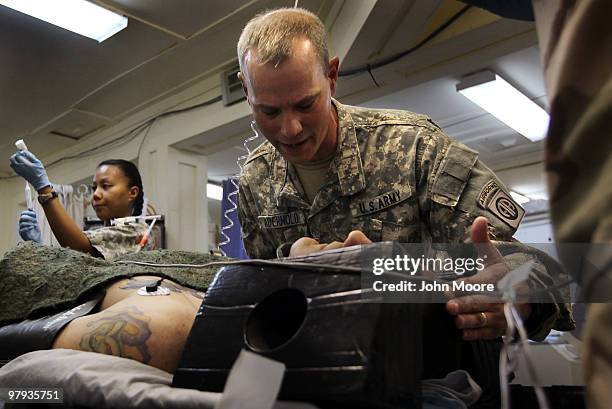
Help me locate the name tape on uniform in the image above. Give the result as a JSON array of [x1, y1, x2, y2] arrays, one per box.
[[352, 189, 410, 217], [258, 211, 305, 229]]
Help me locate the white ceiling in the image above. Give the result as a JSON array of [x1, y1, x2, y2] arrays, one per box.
[[364, 46, 547, 168], [0, 0, 335, 173], [0, 0, 550, 201]]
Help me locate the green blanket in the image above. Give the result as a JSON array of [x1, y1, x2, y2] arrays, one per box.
[[0, 242, 230, 325]]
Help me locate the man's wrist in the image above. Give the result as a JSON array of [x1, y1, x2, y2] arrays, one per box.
[[37, 186, 53, 194]]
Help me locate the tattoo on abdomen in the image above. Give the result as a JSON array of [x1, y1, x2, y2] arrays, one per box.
[[79, 306, 152, 363]]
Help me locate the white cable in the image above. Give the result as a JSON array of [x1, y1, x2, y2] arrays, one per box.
[[500, 301, 550, 409], [113, 259, 490, 292], [114, 258, 364, 273], [500, 304, 513, 409], [510, 305, 550, 409], [218, 121, 260, 256]]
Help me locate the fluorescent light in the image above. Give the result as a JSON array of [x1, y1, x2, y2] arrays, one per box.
[[526, 192, 549, 201], [207, 183, 223, 201], [457, 70, 549, 141], [0, 0, 128, 42], [510, 191, 530, 204]]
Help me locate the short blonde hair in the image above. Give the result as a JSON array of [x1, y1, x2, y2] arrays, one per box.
[[237, 8, 330, 74]]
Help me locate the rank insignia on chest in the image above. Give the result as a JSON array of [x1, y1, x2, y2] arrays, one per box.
[[477, 180, 525, 229], [258, 211, 306, 229]]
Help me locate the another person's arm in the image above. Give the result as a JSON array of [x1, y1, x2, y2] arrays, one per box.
[[415, 123, 572, 340], [10, 151, 95, 255], [37, 185, 94, 253]]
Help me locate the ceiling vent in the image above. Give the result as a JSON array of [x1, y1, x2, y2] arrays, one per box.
[[32, 110, 111, 142], [221, 65, 245, 106]]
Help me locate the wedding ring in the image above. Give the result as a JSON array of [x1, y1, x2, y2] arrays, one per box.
[[479, 312, 488, 328]]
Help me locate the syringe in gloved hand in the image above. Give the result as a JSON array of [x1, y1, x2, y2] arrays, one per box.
[[14, 139, 34, 210]]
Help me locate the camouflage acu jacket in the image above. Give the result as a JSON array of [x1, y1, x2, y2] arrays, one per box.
[[84, 221, 155, 260], [238, 100, 525, 259]]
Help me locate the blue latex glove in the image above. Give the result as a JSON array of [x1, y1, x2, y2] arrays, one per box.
[[9, 150, 51, 191], [19, 210, 42, 243]]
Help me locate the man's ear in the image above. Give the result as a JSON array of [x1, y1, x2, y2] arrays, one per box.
[[328, 57, 340, 96]]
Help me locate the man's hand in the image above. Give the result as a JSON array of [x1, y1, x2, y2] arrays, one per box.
[[9, 151, 51, 191], [18, 210, 42, 243], [446, 216, 532, 340], [289, 230, 372, 257]]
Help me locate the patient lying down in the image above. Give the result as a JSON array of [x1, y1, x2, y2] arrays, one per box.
[[52, 275, 204, 374], [20, 235, 368, 373], [49, 233, 373, 373]]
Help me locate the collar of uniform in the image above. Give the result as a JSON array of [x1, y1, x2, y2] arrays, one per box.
[[272, 149, 310, 210], [332, 99, 366, 196], [270, 99, 365, 208]]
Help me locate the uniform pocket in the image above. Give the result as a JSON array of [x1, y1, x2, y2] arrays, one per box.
[[326, 215, 383, 243], [380, 219, 421, 242]]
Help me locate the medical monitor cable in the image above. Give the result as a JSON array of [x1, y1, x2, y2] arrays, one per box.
[[498, 266, 551, 409], [217, 121, 260, 256], [114, 258, 574, 296]]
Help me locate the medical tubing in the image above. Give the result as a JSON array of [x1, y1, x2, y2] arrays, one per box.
[[114, 258, 573, 302], [500, 302, 550, 409], [510, 304, 550, 409], [218, 121, 260, 256]]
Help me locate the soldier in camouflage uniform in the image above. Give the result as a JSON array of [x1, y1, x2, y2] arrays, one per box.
[[236, 7, 572, 348], [239, 99, 522, 259], [459, 1, 611, 406], [533, 1, 612, 407], [9, 153, 154, 259]]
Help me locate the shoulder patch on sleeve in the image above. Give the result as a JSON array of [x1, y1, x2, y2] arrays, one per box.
[[478, 180, 501, 207], [477, 180, 525, 229]]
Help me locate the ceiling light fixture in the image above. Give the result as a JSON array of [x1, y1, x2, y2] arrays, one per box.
[[0, 0, 128, 42], [510, 191, 530, 204], [526, 192, 549, 201], [456, 70, 549, 142], [207, 183, 223, 201]]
